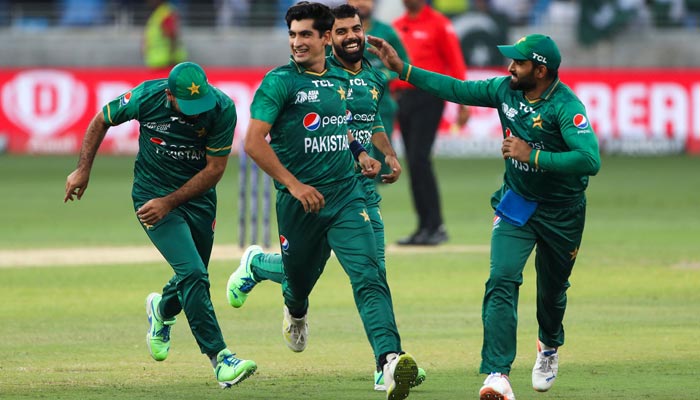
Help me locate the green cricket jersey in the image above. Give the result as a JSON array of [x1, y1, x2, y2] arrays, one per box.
[[250, 58, 354, 190], [328, 55, 386, 206], [400, 65, 601, 206], [103, 79, 236, 203]]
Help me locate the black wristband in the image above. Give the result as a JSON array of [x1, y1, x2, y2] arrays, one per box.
[[349, 140, 366, 161]]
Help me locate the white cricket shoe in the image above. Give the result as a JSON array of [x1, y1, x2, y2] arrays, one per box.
[[282, 305, 308, 352], [479, 372, 516, 400], [383, 352, 418, 400], [532, 340, 559, 392]]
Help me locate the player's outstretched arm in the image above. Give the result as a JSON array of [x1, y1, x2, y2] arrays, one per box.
[[64, 111, 111, 202], [366, 35, 404, 75]]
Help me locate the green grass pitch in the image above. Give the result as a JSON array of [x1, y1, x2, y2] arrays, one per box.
[[0, 155, 699, 399]]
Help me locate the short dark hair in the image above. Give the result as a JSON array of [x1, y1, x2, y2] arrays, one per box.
[[285, 2, 334, 35], [330, 4, 361, 22]]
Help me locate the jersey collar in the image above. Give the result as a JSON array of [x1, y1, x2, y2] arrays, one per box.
[[328, 54, 368, 75], [539, 77, 562, 101], [289, 56, 328, 76]]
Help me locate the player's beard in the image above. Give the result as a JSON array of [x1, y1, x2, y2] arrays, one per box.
[[333, 38, 364, 64], [509, 69, 537, 92]]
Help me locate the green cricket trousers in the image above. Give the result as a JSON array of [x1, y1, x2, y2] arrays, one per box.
[[136, 198, 226, 357], [274, 177, 402, 363], [480, 199, 586, 375]]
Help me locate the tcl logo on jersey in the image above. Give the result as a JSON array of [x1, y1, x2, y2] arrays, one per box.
[[302, 112, 347, 131], [303, 112, 321, 131], [573, 114, 589, 129]]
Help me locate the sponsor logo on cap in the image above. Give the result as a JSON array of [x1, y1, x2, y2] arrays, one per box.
[[573, 114, 589, 129]]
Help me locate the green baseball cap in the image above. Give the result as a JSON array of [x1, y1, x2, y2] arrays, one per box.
[[497, 34, 561, 71], [167, 62, 216, 116]]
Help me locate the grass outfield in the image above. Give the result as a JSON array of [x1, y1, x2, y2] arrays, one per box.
[[1, 155, 699, 399]]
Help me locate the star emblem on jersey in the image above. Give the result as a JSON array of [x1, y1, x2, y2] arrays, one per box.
[[196, 127, 206, 137], [369, 86, 379, 101], [532, 113, 543, 129], [359, 209, 370, 222], [187, 82, 200, 96], [337, 86, 346, 100], [569, 247, 579, 260]]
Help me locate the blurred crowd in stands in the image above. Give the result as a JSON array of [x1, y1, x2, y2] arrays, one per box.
[[1, 0, 699, 48]]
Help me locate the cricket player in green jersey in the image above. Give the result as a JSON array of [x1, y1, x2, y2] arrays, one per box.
[[64, 62, 257, 388], [348, 0, 410, 179], [228, 3, 417, 399], [226, 4, 425, 395], [367, 33, 601, 399]]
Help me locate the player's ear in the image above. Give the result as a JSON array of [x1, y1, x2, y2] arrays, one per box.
[[535, 64, 548, 79]]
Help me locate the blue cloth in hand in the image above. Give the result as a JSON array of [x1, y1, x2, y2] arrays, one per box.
[[495, 189, 538, 227]]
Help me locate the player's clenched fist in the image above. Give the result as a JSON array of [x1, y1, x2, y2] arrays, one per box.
[[288, 182, 325, 214]]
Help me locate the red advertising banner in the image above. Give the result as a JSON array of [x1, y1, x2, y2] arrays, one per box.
[[1, 67, 699, 155]]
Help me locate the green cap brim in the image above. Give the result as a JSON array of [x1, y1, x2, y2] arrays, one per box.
[[497, 45, 528, 61], [176, 90, 216, 116]]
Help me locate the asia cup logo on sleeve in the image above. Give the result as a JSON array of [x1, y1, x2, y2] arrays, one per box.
[[303, 112, 321, 131], [573, 114, 589, 129]]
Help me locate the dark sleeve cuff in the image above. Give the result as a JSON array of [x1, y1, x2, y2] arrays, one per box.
[[399, 63, 413, 82]]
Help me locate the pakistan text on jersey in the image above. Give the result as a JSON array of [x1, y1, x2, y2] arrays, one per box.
[[155, 146, 206, 161], [304, 135, 349, 154], [351, 129, 372, 145], [510, 158, 544, 173]]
